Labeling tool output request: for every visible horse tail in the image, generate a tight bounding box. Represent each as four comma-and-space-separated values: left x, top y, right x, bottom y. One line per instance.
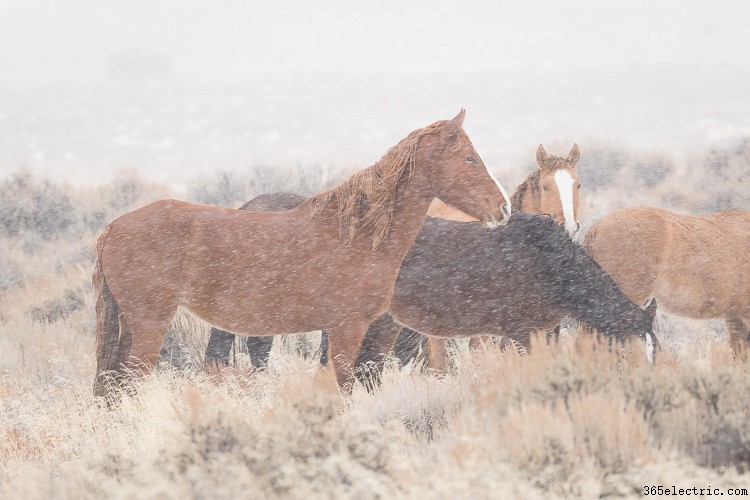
93, 225, 130, 398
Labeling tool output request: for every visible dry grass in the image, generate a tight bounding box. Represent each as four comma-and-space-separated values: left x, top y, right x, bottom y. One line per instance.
1, 158, 750, 498
2, 297, 749, 498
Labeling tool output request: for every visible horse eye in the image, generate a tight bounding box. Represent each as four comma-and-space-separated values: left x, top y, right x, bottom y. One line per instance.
577, 183, 582, 189
542, 186, 548, 192
465, 156, 475, 163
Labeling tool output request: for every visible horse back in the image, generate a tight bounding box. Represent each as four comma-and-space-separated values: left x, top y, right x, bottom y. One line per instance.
659, 209, 750, 317
585, 206, 750, 318
390, 217, 564, 339
583, 206, 672, 306
99, 198, 400, 334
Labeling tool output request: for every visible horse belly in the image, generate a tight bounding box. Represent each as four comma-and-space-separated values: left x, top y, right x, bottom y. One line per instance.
391, 307, 501, 339
184, 269, 327, 336
652, 290, 719, 319
654, 266, 735, 319
185, 252, 394, 335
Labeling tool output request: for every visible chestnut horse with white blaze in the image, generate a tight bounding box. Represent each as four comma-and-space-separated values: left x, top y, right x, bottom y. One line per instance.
93, 110, 511, 397
584, 206, 750, 357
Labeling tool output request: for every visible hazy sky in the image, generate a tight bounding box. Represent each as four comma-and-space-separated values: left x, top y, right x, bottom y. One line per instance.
1, 0, 749, 187
1, 0, 748, 80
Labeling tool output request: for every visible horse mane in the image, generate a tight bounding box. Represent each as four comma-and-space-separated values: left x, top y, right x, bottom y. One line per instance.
308, 119, 450, 250
508, 212, 643, 332
506, 211, 571, 247
505, 212, 607, 289
511, 170, 541, 212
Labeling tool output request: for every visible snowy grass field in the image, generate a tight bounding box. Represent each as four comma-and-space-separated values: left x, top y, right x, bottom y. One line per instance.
3, 0, 750, 496
1, 146, 749, 497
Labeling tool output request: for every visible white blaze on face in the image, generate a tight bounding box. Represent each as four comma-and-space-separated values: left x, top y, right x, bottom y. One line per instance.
553, 169, 578, 237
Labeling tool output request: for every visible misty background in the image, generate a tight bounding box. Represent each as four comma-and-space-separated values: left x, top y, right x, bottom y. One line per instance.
1, 0, 749, 192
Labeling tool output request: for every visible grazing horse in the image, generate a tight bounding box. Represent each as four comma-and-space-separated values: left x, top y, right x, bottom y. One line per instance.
345, 214, 658, 382
207, 144, 583, 369
93, 110, 511, 397
584, 206, 750, 357
377, 215, 657, 363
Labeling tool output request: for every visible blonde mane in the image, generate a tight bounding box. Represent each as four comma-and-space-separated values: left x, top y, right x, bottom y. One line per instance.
309, 119, 450, 250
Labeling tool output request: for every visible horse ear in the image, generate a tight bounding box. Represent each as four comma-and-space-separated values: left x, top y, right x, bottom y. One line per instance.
567, 143, 581, 167
444, 109, 465, 141
451, 108, 466, 127
644, 298, 657, 322
536, 144, 548, 167
446, 109, 465, 133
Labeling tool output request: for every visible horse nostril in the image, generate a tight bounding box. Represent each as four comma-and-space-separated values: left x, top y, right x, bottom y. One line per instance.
576, 221, 582, 231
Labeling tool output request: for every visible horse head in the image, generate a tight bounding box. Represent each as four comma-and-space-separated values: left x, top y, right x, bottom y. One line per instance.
420, 109, 511, 227
530, 143, 582, 239
618, 298, 659, 365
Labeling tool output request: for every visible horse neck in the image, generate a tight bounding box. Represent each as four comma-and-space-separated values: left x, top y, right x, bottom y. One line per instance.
376, 161, 434, 256
557, 252, 640, 334
511, 172, 540, 213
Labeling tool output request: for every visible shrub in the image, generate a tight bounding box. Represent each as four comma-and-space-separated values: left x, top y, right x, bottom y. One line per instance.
187, 164, 338, 208
577, 145, 628, 190
0, 170, 76, 240
0, 255, 23, 292
28, 287, 85, 323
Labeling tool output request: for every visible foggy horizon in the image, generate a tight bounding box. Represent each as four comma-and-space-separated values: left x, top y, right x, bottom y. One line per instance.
1, 0, 749, 188
2, 0, 749, 80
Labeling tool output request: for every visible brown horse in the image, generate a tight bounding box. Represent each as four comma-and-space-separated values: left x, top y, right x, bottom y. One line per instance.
584, 206, 750, 357
93, 110, 512, 397
206, 144, 584, 370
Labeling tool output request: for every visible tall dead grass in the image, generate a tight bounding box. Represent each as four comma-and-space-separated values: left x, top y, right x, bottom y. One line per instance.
1, 151, 749, 498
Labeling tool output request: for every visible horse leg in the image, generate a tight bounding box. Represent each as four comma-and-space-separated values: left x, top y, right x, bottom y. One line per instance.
392, 327, 426, 367
354, 314, 403, 390
469, 336, 487, 351
574, 322, 600, 355
327, 319, 370, 393
725, 318, 750, 361
120, 314, 176, 391
205, 328, 236, 367
319, 330, 329, 366
546, 325, 561, 346
426, 337, 448, 374
244, 336, 274, 369
469, 335, 503, 351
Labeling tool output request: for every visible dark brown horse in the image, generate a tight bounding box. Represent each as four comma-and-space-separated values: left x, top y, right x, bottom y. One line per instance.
584, 206, 750, 358
93, 110, 511, 397
208, 214, 657, 381
206, 144, 584, 369
335, 214, 658, 380
371, 214, 657, 375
